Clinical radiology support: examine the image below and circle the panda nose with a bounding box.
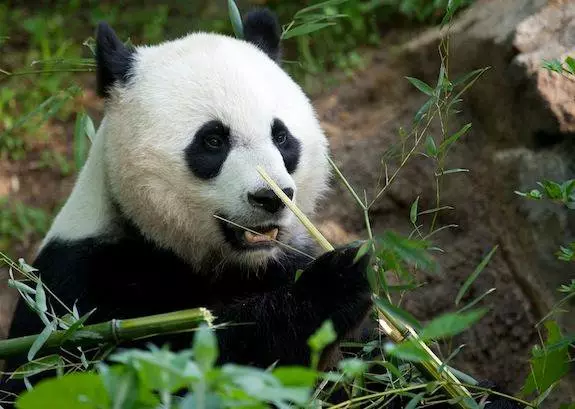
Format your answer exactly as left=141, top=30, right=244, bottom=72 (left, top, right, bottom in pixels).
left=248, top=188, right=294, bottom=214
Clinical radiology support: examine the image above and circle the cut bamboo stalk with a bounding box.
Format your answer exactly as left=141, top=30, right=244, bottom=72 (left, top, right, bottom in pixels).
left=0, top=308, right=213, bottom=360
left=256, top=165, right=475, bottom=409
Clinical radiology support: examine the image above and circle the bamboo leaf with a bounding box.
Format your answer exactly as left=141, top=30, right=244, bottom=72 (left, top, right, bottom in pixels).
left=193, top=325, right=218, bottom=372
left=405, top=77, right=434, bottom=96
left=522, top=320, right=570, bottom=395
left=410, top=197, right=419, bottom=224
left=456, top=288, right=496, bottom=313
left=420, top=309, right=488, bottom=341
left=353, top=240, right=372, bottom=264
left=455, top=246, right=498, bottom=305
left=15, top=372, right=108, bottom=409
left=384, top=340, right=427, bottom=362
left=227, top=0, right=244, bottom=39
left=294, top=0, right=349, bottom=17
left=439, top=123, right=472, bottom=153
left=8, top=279, right=36, bottom=295
left=425, top=135, right=438, bottom=158
left=27, top=321, right=56, bottom=361
left=373, top=296, right=421, bottom=331
left=282, top=22, right=335, bottom=39
left=10, top=354, right=64, bottom=379
left=35, top=279, right=47, bottom=314
left=436, top=168, right=469, bottom=176
left=405, top=392, right=426, bottom=409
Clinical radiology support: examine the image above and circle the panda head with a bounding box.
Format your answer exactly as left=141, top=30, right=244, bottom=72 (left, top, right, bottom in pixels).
left=96, top=10, right=330, bottom=268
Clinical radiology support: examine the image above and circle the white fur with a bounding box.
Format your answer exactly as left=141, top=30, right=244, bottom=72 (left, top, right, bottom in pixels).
left=45, top=31, right=330, bottom=268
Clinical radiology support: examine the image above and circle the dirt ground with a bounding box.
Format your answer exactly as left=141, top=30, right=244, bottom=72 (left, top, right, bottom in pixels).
left=0, top=25, right=573, bottom=403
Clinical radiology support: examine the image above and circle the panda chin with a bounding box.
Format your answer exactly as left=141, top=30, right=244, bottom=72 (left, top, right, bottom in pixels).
left=218, top=218, right=282, bottom=251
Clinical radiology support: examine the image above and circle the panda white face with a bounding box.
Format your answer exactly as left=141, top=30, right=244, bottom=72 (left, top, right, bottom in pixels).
left=100, top=30, right=329, bottom=267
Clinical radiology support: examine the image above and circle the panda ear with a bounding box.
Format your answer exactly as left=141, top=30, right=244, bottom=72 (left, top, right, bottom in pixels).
left=243, top=9, right=282, bottom=63
left=96, top=22, right=135, bottom=98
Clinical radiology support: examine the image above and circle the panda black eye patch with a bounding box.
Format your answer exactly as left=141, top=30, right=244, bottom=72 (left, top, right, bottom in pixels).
left=272, top=118, right=300, bottom=174
left=184, top=120, right=231, bottom=180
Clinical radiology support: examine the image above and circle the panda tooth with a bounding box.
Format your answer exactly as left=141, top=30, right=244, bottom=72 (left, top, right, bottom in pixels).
left=267, top=228, right=279, bottom=240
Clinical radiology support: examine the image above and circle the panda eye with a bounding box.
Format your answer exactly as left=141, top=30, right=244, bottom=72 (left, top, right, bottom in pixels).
left=204, top=135, right=225, bottom=150
left=274, top=131, right=288, bottom=146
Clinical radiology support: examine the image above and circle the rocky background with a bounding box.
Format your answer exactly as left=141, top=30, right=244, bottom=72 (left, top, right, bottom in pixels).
left=313, top=0, right=575, bottom=403
left=1, top=0, right=574, bottom=405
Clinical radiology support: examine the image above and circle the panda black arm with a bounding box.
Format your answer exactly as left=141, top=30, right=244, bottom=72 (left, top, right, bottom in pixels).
left=213, top=246, right=372, bottom=368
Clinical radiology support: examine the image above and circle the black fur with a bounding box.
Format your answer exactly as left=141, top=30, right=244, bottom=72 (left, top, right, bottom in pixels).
left=272, top=118, right=301, bottom=174
left=184, top=120, right=232, bottom=179
left=243, top=9, right=282, bottom=63
left=1, top=215, right=372, bottom=398
left=96, top=22, right=135, bottom=98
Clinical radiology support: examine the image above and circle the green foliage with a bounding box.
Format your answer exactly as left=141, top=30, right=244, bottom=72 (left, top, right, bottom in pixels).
left=15, top=325, right=318, bottom=409
left=522, top=321, right=570, bottom=397
left=542, top=56, right=575, bottom=76
left=0, top=199, right=49, bottom=252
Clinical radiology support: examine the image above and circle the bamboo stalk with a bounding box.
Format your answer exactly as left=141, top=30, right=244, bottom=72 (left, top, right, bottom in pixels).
left=0, top=308, right=213, bottom=360
left=256, top=166, right=475, bottom=409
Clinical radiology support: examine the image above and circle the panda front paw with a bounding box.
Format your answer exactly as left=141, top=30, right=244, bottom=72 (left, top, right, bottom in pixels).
left=295, top=244, right=373, bottom=336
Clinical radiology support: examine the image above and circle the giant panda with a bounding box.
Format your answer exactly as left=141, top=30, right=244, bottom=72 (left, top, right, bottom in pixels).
left=2, top=9, right=521, bottom=409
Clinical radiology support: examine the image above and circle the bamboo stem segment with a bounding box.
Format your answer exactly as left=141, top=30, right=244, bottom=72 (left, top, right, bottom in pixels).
left=256, top=166, right=474, bottom=408
left=0, top=308, right=214, bottom=360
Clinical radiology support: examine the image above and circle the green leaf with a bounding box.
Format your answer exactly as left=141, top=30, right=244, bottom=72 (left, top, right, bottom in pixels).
left=456, top=288, right=496, bottom=313
left=452, top=68, right=489, bottom=88
left=193, top=324, right=219, bottom=372
left=373, top=296, right=421, bottom=331
left=538, top=180, right=563, bottom=200
left=16, top=372, right=108, bottom=409
left=294, top=269, right=304, bottom=282
left=84, top=113, right=96, bottom=142
left=282, top=22, right=335, bottom=40
left=439, top=123, right=472, bottom=153
left=379, top=231, right=437, bottom=274
left=410, top=197, right=419, bottom=224
left=308, top=320, right=337, bottom=353
left=384, top=340, right=427, bottom=362
left=425, top=136, right=438, bottom=158
left=414, top=98, right=434, bottom=123
left=437, top=168, right=469, bottom=176
left=379, top=361, right=405, bottom=383
left=420, top=309, right=488, bottom=341
left=227, top=0, right=244, bottom=39
left=27, top=321, right=56, bottom=361
left=34, top=279, right=47, bottom=315
left=11, top=355, right=64, bottom=379
left=60, top=308, right=96, bottom=343
left=522, top=321, right=570, bottom=395
left=564, top=56, right=575, bottom=74
left=294, top=0, right=349, bottom=17
left=405, top=76, right=434, bottom=96
left=455, top=246, right=498, bottom=305
left=8, top=279, right=36, bottom=295
left=273, top=367, right=318, bottom=387
left=338, top=358, right=367, bottom=379
left=405, top=392, right=425, bottom=409
left=353, top=240, right=372, bottom=264
left=542, top=59, right=564, bottom=74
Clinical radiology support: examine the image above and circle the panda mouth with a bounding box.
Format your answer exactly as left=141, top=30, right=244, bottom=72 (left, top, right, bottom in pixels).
left=243, top=228, right=279, bottom=244
left=217, top=217, right=281, bottom=249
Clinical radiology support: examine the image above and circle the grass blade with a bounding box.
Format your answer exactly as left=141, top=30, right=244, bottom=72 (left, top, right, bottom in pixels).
left=455, top=246, right=498, bottom=305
